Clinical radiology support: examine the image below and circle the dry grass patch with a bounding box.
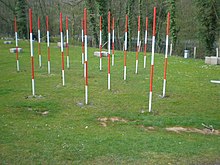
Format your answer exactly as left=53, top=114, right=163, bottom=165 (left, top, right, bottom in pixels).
left=97, top=117, right=128, bottom=127
left=166, top=127, right=220, bottom=135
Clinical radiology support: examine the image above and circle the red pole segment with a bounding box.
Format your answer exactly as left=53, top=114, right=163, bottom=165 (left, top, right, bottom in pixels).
left=60, top=12, right=65, bottom=86
left=84, top=8, right=88, bottom=104
left=38, top=16, right=42, bottom=68
left=99, top=16, right=102, bottom=71
left=149, top=7, right=156, bottom=112
left=14, top=16, right=19, bottom=72
left=124, top=15, right=128, bottom=80
left=66, top=16, right=70, bottom=69
left=162, top=12, right=170, bottom=97
left=107, top=11, right=111, bottom=90
left=46, top=16, right=50, bottom=74
left=112, top=17, right=115, bottom=66
left=144, top=17, right=148, bottom=68
left=29, top=9, right=35, bottom=96
left=135, top=16, right=140, bottom=74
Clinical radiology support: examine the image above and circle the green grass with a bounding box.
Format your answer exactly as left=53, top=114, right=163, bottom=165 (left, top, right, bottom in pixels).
left=0, top=39, right=220, bottom=164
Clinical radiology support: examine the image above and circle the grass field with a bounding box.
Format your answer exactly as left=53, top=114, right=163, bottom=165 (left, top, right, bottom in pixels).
left=0, top=39, right=220, bottom=164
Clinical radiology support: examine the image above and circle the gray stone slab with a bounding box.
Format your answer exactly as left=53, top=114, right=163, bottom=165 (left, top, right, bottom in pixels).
left=94, top=51, right=108, bottom=57
left=217, top=58, right=220, bottom=65
left=10, top=48, right=23, bottom=53
left=4, top=41, right=12, bottom=44
left=205, top=56, right=219, bottom=65
left=57, top=42, right=66, bottom=48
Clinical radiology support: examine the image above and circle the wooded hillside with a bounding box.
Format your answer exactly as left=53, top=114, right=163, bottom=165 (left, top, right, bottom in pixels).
left=0, top=0, right=219, bottom=57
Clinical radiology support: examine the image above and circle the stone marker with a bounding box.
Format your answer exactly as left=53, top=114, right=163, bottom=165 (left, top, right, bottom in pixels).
left=10, top=48, right=23, bottom=53
left=205, top=56, right=220, bottom=65
left=57, top=42, right=66, bottom=48
left=4, top=41, right=12, bottom=44
left=94, top=51, right=108, bottom=57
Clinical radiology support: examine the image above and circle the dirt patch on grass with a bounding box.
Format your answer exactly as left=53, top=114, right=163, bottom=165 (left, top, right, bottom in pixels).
left=98, top=117, right=128, bottom=127
left=140, top=125, right=156, bottom=131
left=166, top=127, right=220, bottom=135
left=98, top=118, right=220, bottom=136
left=140, top=125, right=220, bottom=135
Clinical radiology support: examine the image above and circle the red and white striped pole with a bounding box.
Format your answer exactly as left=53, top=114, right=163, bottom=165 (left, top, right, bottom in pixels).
left=46, top=16, right=50, bottom=74
left=38, top=16, right=42, bottom=68
left=135, top=16, right=140, bottom=74
left=84, top=8, right=88, bottom=104
left=162, top=12, right=170, bottom=98
left=66, top=16, right=70, bottom=69
left=60, top=12, right=65, bottom=86
left=82, top=19, right=84, bottom=65
left=14, top=16, right=19, bottom=72
left=149, top=7, right=156, bottom=112
left=144, top=17, right=148, bottom=68
left=29, top=9, right=35, bottom=96
left=112, top=17, right=115, bottom=66
left=124, top=15, right=128, bottom=80
left=99, top=16, right=102, bottom=71
left=107, top=11, right=111, bottom=90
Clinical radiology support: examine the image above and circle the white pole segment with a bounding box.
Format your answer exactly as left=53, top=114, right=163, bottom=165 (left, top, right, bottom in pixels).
left=137, top=31, right=140, bottom=47
left=165, top=35, right=169, bottom=58
left=108, top=73, right=110, bottom=90
left=38, top=30, right=41, bottom=43
left=144, top=30, right=147, bottom=46
left=124, top=66, right=127, bottom=80
left=62, top=69, right=65, bottom=86
left=47, top=31, right=49, bottom=47
left=108, top=32, right=110, bottom=56
left=162, top=79, right=166, bottom=97
left=112, top=29, right=115, bottom=66
left=149, top=91, right=152, bottom=111
left=82, top=29, right=84, bottom=65
left=135, top=60, right=138, bottom=74
left=99, top=30, right=102, bottom=48
left=85, top=85, right=88, bottom=104
left=100, top=58, right=102, bottom=71
left=48, top=61, right=50, bottom=74
left=125, top=32, right=127, bottom=51
left=61, top=32, right=64, bottom=53
left=144, top=29, right=148, bottom=68
left=85, top=35, right=87, bottom=64
left=17, top=60, right=19, bottom=72
left=144, top=56, right=146, bottom=69
left=15, top=32, right=18, bottom=47
left=30, top=33, right=34, bottom=58
left=32, top=78, right=35, bottom=96
left=151, top=36, right=155, bottom=65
